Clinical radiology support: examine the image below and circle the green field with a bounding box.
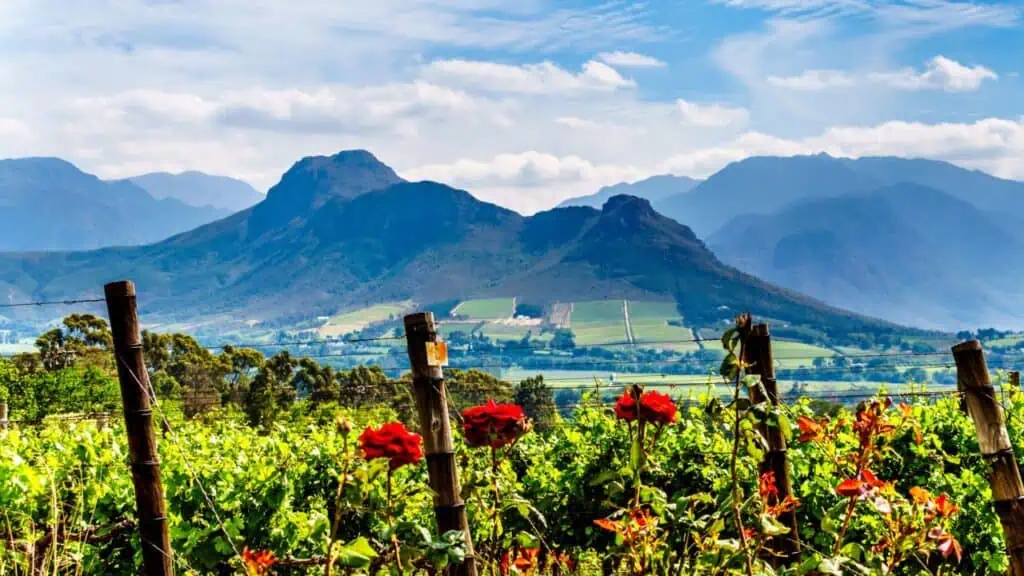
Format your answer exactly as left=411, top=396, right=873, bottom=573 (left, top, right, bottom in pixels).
left=988, top=335, right=1024, bottom=348
left=496, top=367, right=949, bottom=401
left=627, top=301, right=701, bottom=352
left=319, top=302, right=411, bottom=337
left=476, top=322, right=553, bottom=342
left=453, top=298, right=515, bottom=319
left=572, top=300, right=626, bottom=324
left=570, top=300, right=627, bottom=346
left=772, top=340, right=836, bottom=369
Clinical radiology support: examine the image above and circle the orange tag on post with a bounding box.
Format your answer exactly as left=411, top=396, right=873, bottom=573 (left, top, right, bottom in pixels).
left=425, top=341, right=449, bottom=367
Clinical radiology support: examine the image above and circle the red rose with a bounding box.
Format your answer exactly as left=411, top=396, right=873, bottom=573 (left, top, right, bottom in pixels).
left=614, top=391, right=638, bottom=422
left=462, top=399, right=528, bottom=448
left=639, top=391, right=677, bottom=424
left=359, top=422, right=423, bottom=470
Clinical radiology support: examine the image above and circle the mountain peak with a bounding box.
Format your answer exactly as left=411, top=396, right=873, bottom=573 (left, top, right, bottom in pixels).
left=602, top=194, right=655, bottom=215
left=260, top=149, right=405, bottom=216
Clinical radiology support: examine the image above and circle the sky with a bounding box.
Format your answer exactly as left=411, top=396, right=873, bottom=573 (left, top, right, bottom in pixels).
left=1, top=0, right=1022, bottom=214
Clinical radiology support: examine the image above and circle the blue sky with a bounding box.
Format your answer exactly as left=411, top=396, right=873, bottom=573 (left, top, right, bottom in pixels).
left=0, top=0, right=1021, bottom=213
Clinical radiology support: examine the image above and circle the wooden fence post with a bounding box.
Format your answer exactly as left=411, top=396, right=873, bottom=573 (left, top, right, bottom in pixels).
left=0, top=401, right=7, bottom=430
left=744, top=323, right=800, bottom=563
left=953, top=340, right=1024, bottom=575
left=404, top=312, right=478, bottom=576
left=104, top=281, right=173, bottom=576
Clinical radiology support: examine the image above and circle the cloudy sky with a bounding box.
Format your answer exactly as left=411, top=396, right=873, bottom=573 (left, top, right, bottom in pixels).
left=1, top=0, right=1021, bottom=213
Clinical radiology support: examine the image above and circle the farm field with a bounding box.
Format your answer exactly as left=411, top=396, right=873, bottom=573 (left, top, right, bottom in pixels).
left=627, top=300, right=701, bottom=352
left=318, top=302, right=411, bottom=337
left=568, top=300, right=628, bottom=345
left=772, top=339, right=837, bottom=368
left=451, top=297, right=515, bottom=319
left=475, top=321, right=552, bottom=342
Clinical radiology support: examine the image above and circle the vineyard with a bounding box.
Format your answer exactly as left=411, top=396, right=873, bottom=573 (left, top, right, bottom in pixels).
left=3, top=287, right=1024, bottom=575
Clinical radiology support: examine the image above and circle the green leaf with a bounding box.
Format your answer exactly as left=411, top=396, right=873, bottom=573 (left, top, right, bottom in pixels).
left=515, top=531, right=539, bottom=548
left=777, top=412, right=793, bottom=443
left=840, top=542, right=865, bottom=561
left=335, top=537, right=378, bottom=568
left=588, top=469, right=620, bottom=487
left=760, top=514, right=790, bottom=536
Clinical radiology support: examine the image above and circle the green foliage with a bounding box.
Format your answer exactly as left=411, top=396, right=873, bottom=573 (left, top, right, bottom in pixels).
left=3, top=365, right=119, bottom=422
left=515, top=375, right=557, bottom=432
left=1, top=392, right=1018, bottom=575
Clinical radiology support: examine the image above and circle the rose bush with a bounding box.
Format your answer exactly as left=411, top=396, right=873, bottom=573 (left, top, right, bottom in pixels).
left=2, top=383, right=1020, bottom=575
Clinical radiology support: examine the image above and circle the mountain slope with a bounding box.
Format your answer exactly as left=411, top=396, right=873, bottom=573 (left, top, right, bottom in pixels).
left=0, top=151, right=895, bottom=337
left=126, top=171, right=264, bottom=212
left=0, top=158, right=230, bottom=251
left=558, top=175, right=700, bottom=209
left=708, top=183, right=1024, bottom=329
left=842, top=156, right=1024, bottom=217
left=654, top=154, right=880, bottom=238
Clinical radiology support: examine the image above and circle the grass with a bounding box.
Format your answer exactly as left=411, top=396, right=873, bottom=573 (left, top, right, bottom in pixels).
left=988, top=335, right=1024, bottom=348
left=495, top=368, right=950, bottom=400
left=319, top=302, right=411, bottom=338
left=572, top=300, right=626, bottom=324
left=570, top=300, right=627, bottom=346
left=627, top=300, right=701, bottom=352
left=453, top=298, right=515, bottom=320
left=476, top=323, right=553, bottom=342
left=772, top=340, right=836, bottom=369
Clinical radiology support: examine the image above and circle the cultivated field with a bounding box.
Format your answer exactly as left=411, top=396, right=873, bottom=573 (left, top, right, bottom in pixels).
left=451, top=297, right=515, bottom=319
left=318, top=302, right=411, bottom=337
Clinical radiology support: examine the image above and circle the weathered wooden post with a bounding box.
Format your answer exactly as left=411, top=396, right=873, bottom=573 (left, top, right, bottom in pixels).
left=105, top=281, right=173, bottom=576
left=404, top=312, right=477, bottom=576
left=744, top=323, right=800, bottom=562
left=953, top=340, right=1024, bottom=575
left=0, top=401, right=8, bottom=430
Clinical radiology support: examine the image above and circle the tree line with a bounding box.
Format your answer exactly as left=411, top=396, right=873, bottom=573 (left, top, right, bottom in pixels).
left=0, top=315, right=560, bottom=430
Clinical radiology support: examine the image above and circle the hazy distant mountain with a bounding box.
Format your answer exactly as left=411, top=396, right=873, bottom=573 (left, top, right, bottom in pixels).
left=0, top=150, right=892, bottom=338
left=558, top=175, right=700, bottom=209
left=654, top=154, right=879, bottom=238
left=0, top=157, right=230, bottom=251
left=708, top=183, right=1024, bottom=330
left=126, top=171, right=264, bottom=212
left=654, top=154, right=1024, bottom=240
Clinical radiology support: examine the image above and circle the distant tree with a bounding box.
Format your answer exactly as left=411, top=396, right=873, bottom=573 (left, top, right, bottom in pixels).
left=812, top=357, right=826, bottom=369
left=293, top=357, right=337, bottom=403
left=34, top=314, right=112, bottom=371
left=446, top=368, right=513, bottom=410
left=219, top=345, right=265, bottom=405
left=551, top=329, right=575, bottom=350
left=956, top=330, right=974, bottom=341
left=11, top=352, right=43, bottom=375
left=515, top=375, right=557, bottom=432
left=244, top=351, right=297, bottom=428
left=910, top=341, right=936, bottom=354
left=553, top=388, right=582, bottom=418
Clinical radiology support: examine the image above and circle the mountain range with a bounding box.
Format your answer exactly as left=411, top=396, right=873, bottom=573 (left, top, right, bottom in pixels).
left=0, top=158, right=232, bottom=252
left=684, top=154, right=1024, bottom=330
left=0, top=150, right=893, bottom=337
left=558, top=175, right=700, bottom=209
left=3, top=149, right=1022, bottom=331
left=125, top=171, right=263, bottom=212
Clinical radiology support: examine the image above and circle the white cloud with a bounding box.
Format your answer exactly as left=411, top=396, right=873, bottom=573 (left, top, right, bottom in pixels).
left=710, top=0, right=1020, bottom=30
left=403, top=151, right=645, bottom=210
left=767, top=69, right=855, bottom=90
left=677, top=99, right=749, bottom=127
left=0, top=117, right=29, bottom=137
left=596, top=51, right=666, bottom=68
left=869, top=55, right=998, bottom=92
left=421, top=59, right=635, bottom=94
left=659, top=118, right=1024, bottom=180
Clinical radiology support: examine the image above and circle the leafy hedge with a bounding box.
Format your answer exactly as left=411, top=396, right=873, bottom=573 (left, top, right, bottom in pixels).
left=0, top=390, right=1019, bottom=575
